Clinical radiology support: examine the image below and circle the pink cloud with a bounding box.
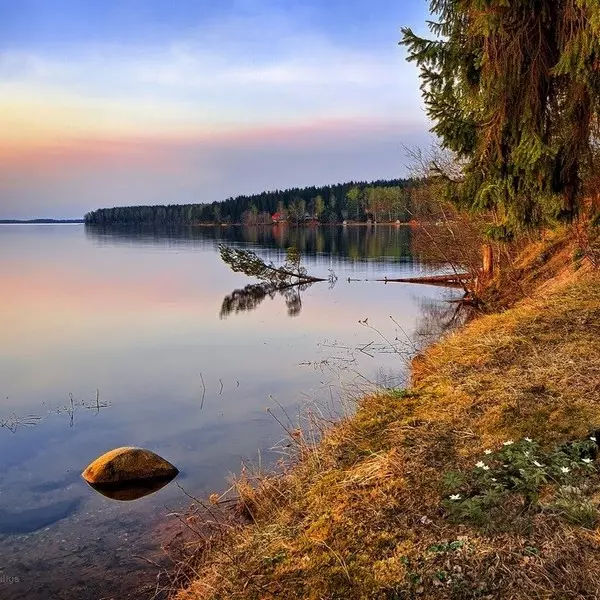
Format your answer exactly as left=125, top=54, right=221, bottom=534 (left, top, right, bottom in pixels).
left=0, top=116, right=412, bottom=174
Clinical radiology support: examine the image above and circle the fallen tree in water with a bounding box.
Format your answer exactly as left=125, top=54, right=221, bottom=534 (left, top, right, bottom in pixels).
left=219, top=245, right=473, bottom=313
left=377, top=272, right=472, bottom=286
left=219, top=245, right=327, bottom=285
left=218, top=246, right=334, bottom=318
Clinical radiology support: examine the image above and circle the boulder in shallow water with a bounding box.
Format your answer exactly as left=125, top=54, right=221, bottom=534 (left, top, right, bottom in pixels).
left=82, top=447, right=178, bottom=484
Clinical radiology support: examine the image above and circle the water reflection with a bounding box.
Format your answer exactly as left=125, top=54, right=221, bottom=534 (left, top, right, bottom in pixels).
left=1, top=392, right=110, bottom=433
left=86, top=474, right=178, bottom=502
left=413, top=297, right=474, bottom=348
left=220, top=282, right=312, bottom=318
left=0, top=498, right=82, bottom=534
left=85, top=223, right=416, bottom=264
left=0, top=223, right=461, bottom=600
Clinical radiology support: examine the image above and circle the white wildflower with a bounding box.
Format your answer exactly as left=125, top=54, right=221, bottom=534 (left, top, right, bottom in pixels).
left=491, top=478, right=497, bottom=482
left=475, top=461, right=485, bottom=468
left=582, top=458, right=593, bottom=464
left=524, top=437, right=533, bottom=443
left=484, top=449, right=493, bottom=455
left=590, top=436, right=597, bottom=442
left=503, top=440, right=514, bottom=446
left=449, top=494, right=461, bottom=501
left=561, top=466, right=570, bottom=474
left=482, top=465, right=490, bottom=471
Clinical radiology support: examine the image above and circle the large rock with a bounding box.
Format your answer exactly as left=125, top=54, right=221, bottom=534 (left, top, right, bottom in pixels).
left=82, top=447, right=178, bottom=485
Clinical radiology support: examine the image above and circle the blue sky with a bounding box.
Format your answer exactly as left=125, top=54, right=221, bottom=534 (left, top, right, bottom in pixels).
left=0, top=0, right=427, bottom=48
left=0, top=0, right=432, bottom=218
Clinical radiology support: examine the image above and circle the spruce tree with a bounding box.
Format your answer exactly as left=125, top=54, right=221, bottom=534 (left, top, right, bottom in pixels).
left=401, top=0, right=600, bottom=230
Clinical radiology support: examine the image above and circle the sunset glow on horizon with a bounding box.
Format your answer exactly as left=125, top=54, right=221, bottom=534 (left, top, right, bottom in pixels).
left=0, top=0, right=431, bottom=219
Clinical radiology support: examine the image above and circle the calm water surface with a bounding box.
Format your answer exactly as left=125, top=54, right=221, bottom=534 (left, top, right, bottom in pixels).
left=0, top=224, right=459, bottom=599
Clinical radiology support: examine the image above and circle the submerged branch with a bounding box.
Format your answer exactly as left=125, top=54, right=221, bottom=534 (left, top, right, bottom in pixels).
left=376, top=273, right=472, bottom=287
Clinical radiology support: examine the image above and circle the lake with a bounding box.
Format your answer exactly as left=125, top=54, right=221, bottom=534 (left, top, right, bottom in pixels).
left=0, top=224, right=461, bottom=599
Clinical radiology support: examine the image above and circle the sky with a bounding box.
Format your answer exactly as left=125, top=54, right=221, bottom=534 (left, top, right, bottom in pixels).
left=0, top=0, right=432, bottom=219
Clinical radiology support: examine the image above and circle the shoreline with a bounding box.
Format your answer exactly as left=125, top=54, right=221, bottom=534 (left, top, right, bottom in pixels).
left=189, top=221, right=417, bottom=227
left=81, top=221, right=418, bottom=228
left=168, top=235, right=600, bottom=599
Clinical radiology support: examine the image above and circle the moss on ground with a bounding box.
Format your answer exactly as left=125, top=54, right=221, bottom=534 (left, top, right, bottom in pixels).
left=174, top=266, right=600, bottom=599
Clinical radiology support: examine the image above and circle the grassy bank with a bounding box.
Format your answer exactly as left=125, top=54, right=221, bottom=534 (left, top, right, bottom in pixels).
left=174, top=249, right=599, bottom=599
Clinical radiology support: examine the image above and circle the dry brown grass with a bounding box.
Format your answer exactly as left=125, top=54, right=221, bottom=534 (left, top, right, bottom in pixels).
left=173, top=253, right=600, bottom=599
left=484, top=225, right=597, bottom=309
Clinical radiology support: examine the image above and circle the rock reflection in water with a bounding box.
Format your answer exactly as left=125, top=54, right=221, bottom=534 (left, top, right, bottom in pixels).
left=86, top=474, right=178, bottom=501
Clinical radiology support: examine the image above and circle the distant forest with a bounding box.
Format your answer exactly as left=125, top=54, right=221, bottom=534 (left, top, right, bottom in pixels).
left=0, top=219, right=84, bottom=224
left=84, top=179, right=412, bottom=226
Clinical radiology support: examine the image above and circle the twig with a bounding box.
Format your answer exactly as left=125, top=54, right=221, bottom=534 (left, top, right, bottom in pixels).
left=200, top=373, right=206, bottom=409
left=132, top=555, right=164, bottom=570
left=268, top=394, right=295, bottom=429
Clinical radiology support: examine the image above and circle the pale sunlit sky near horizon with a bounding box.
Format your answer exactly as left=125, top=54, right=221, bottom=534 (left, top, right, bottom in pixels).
left=0, top=0, right=432, bottom=219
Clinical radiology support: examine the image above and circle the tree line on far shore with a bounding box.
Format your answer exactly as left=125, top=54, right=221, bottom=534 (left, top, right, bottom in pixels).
left=83, top=179, right=412, bottom=226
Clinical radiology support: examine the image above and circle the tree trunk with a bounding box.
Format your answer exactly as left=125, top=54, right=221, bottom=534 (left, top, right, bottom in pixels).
left=482, top=244, right=494, bottom=278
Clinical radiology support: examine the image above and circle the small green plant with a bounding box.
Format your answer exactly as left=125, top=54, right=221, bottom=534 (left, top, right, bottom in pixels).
left=407, top=571, right=421, bottom=585
left=573, top=247, right=586, bottom=263
left=442, top=471, right=466, bottom=491
left=551, top=486, right=599, bottom=529
left=262, top=550, right=287, bottom=567
left=435, top=570, right=449, bottom=582
left=427, top=540, right=464, bottom=554
left=443, top=436, right=598, bottom=526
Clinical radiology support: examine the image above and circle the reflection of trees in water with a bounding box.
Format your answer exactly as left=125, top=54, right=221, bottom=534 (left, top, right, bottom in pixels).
left=244, top=225, right=413, bottom=261
left=220, top=282, right=312, bottom=319
left=85, top=224, right=415, bottom=263
left=373, top=366, right=407, bottom=389
left=412, top=296, right=473, bottom=348
left=304, top=297, right=470, bottom=395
